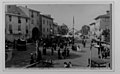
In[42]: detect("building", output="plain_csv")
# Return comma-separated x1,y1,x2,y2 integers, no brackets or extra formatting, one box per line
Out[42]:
40,14,53,38
95,11,111,30
89,22,96,36
5,5,30,42
53,22,59,35
19,6,41,40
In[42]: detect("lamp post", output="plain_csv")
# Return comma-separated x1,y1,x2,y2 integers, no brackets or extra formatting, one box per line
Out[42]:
73,16,75,45
90,41,92,68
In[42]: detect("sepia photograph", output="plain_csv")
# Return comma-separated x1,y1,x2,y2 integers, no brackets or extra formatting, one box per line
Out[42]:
4,2,112,70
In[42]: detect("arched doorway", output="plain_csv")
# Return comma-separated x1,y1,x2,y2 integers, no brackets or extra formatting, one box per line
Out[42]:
32,27,40,41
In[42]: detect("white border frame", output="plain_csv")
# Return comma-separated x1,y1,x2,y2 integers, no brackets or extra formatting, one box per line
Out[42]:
2,0,115,72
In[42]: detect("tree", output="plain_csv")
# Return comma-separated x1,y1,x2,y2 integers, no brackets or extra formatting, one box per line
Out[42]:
81,25,90,35
102,29,110,42
58,23,69,35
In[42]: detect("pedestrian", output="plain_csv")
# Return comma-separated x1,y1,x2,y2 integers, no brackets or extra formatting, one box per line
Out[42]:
43,47,46,55
13,39,16,49
58,48,61,59
67,48,70,57
51,48,54,55
64,48,67,57
36,49,42,62
62,51,65,59
83,39,86,48
30,53,34,64
87,58,90,67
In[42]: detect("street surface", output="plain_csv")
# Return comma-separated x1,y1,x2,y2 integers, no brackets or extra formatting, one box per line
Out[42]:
5,39,103,68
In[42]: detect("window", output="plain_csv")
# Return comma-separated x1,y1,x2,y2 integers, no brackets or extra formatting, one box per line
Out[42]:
49,22,51,27
18,12,20,15
18,17,21,23
31,19,34,24
43,28,45,32
47,28,49,32
8,5,11,8
43,19,45,24
9,15,12,21
26,26,28,34
9,24,12,34
26,19,28,23
18,25,21,31
31,12,34,18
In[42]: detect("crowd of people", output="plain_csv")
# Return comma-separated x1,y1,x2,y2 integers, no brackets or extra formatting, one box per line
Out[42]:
29,37,73,67
5,34,110,68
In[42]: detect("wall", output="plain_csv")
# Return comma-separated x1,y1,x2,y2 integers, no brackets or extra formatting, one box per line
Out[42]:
29,10,40,38
41,16,53,38
5,14,29,41
100,17,110,30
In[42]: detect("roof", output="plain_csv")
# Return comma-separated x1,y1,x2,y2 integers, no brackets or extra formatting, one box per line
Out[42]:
29,8,40,13
6,12,30,19
53,22,58,26
7,5,29,18
89,22,95,26
95,14,110,20
41,14,53,20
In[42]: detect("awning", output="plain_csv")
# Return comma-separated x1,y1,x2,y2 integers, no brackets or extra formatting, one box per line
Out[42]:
91,58,110,64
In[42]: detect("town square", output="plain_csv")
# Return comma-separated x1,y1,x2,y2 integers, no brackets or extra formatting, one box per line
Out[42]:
5,4,112,69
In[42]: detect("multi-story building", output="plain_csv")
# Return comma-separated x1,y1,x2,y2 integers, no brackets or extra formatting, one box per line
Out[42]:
40,14,53,38
95,11,111,30
19,6,40,40
5,5,55,41
5,5,30,42
53,22,58,35
89,22,96,35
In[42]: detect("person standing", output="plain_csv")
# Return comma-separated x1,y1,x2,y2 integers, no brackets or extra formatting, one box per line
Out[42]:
51,48,54,55
58,48,61,59
67,48,70,57
36,48,42,62
30,53,34,64
62,51,65,59
83,39,86,48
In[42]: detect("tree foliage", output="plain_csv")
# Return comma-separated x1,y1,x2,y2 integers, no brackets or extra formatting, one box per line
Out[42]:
81,25,90,35
58,23,69,35
102,29,110,42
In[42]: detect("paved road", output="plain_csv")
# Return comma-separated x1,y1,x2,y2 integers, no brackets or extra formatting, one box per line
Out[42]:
37,40,99,68
52,42,94,68
6,39,100,68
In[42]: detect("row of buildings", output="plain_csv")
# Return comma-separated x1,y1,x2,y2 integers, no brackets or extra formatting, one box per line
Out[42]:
5,5,59,42
89,9,112,39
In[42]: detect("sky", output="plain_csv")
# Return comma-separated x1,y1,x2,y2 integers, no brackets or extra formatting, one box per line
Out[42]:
17,4,110,30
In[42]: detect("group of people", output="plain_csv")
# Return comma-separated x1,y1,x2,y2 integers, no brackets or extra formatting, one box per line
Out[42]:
30,37,71,64
30,40,42,64
30,51,42,64
64,61,72,68
90,39,110,59
58,47,70,59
